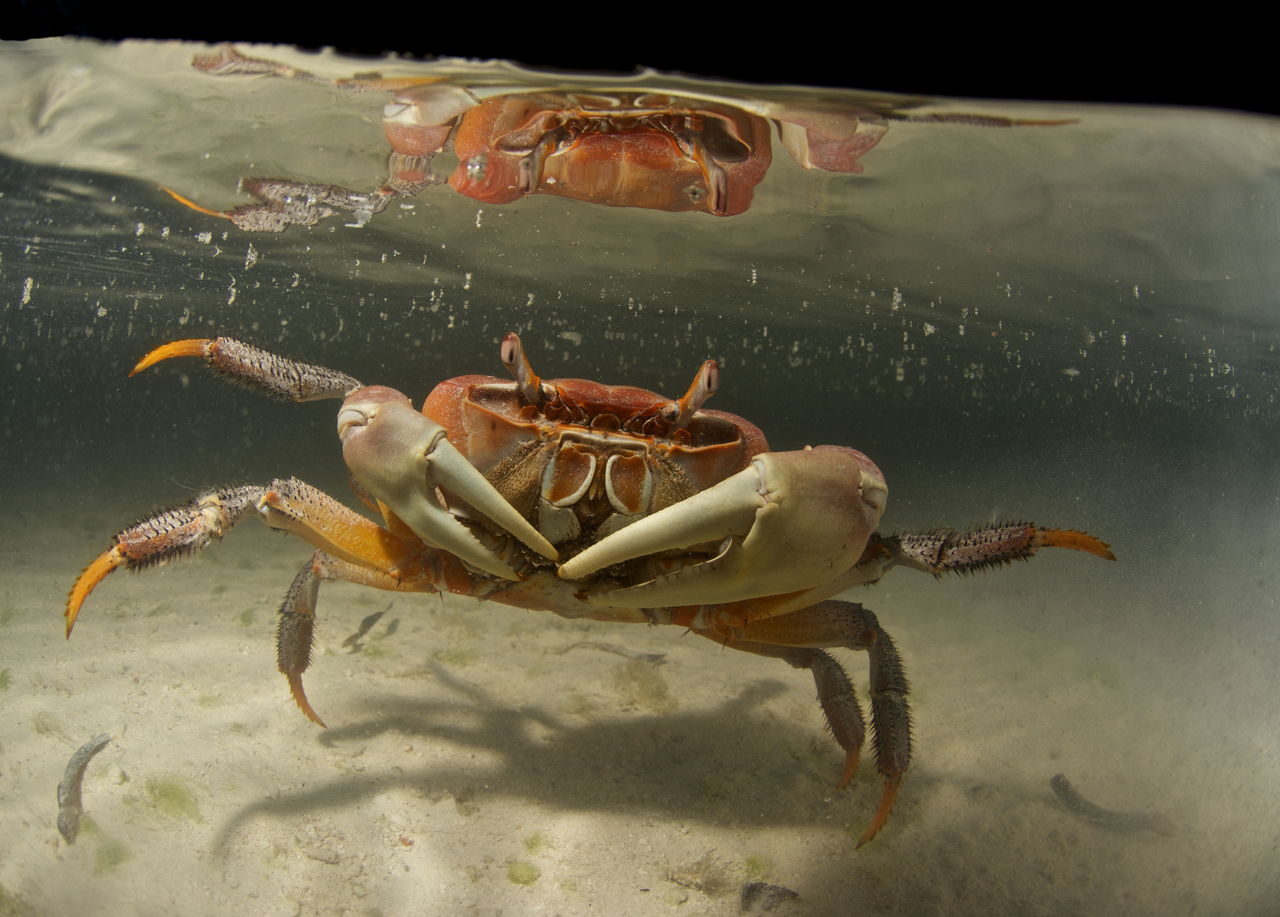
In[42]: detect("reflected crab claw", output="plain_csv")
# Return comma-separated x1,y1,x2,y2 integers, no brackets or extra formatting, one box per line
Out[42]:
339,387,558,579
559,446,887,606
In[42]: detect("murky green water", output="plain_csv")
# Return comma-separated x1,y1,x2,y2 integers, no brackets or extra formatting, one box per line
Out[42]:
1,39,1277,917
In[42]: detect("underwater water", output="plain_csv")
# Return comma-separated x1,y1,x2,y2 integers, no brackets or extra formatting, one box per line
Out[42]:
0,38,1277,916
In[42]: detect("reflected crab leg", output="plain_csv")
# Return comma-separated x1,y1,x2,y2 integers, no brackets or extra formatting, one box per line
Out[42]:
191,44,448,92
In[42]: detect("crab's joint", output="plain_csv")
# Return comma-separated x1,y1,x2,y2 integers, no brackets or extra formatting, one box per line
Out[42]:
131,336,361,402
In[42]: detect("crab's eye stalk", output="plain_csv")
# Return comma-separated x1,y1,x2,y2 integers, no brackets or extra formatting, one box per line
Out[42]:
500,331,544,407
670,359,719,429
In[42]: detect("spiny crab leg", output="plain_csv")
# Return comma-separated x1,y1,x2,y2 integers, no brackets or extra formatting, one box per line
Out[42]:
887,523,1116,573
66,478,450,727
66,486,264,637
704,599,911,848
131,337,360,401
338,388,559,578
560,445,887,607
65,478,428,637
166,172,421,233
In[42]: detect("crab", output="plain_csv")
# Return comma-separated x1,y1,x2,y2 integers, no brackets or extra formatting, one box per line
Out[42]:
66,332,1114,846
161,46,1072,229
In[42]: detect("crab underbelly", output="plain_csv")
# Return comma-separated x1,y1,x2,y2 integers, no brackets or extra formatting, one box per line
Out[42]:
486,569,654,623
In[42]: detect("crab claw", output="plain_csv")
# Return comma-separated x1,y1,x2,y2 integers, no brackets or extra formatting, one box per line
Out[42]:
559,446,887,606
339,386,557,579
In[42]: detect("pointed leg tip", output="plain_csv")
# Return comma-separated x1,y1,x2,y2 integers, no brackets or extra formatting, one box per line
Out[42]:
854,775,902,849
287,673,328,728
65,548,124,636
130,339,213,377
160,187,232,221
836,751,860,790
1036,528,1116,561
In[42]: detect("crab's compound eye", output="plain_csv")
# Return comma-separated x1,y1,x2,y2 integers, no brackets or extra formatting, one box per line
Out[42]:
464,154,487,183
500,332,520,368
702,360,720,397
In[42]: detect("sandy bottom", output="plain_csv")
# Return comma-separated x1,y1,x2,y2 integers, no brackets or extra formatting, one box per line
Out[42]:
2,490,1277,917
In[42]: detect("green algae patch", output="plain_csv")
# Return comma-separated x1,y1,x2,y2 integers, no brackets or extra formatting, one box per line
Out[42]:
144,776,203,822
0,882,38,917
432,647,478,667
506,860,541,886
93,834,133,876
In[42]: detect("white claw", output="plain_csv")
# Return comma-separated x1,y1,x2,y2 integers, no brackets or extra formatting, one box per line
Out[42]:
558,463,763,582
341,394,557,579
559,447,886,607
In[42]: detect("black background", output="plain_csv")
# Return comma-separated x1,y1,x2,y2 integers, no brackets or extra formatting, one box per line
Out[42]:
7,2,1270,114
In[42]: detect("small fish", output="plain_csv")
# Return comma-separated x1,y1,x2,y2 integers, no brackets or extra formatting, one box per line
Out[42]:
342,607,388,650
1050,773,1175,836
57,733,112,843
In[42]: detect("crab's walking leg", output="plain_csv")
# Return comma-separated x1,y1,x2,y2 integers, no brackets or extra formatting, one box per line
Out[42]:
66,485,263,636
191,44,447,92
277,558,324,725
277,551,441,726
131,337,360,401
275,551,433,727
66,477,487,724
702,599,911,848
65,478,401,635
886,522,1115,574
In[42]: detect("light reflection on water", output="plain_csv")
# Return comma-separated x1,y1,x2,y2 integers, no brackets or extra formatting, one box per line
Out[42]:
0,39,1277,917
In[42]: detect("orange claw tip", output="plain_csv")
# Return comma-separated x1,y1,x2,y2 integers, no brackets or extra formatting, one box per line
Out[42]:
65,549,124,637
160,186,232,220
855,775,901,849
836,750,861,791
129,339,213,377
1036,529,1117,561
287,673,328,728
